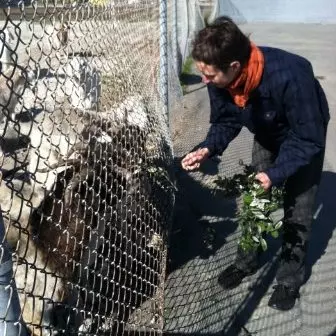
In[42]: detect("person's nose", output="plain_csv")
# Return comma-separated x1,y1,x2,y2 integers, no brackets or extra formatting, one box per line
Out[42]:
202,75,211,84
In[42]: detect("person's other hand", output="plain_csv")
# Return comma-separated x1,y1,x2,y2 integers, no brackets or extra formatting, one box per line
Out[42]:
181,148,210,171
255,172,272,191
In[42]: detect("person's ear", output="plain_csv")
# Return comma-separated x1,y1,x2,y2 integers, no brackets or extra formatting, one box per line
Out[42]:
230,61,241,74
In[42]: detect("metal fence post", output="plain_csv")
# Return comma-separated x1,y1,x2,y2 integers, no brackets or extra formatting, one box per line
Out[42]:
159,0,169,121
171,0,179,75
0,28,12,72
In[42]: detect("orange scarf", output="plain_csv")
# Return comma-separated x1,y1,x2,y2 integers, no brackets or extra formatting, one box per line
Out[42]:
227,43,264,108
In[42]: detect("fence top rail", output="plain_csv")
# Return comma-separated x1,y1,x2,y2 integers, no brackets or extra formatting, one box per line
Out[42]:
0,3,148,21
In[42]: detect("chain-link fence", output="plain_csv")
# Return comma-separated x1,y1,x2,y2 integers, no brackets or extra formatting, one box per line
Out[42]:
0,1,177,335
3,1,334,336
168,0,205,77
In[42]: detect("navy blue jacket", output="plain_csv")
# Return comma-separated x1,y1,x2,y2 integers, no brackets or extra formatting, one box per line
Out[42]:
203,46,330,186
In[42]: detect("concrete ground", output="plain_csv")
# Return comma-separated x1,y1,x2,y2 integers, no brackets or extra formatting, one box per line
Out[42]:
165,23,336,336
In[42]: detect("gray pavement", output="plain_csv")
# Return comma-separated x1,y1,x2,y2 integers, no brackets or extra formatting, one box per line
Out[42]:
166,23,336,336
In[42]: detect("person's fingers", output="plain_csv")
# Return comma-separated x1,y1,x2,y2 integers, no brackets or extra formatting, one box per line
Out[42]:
182,154,193,165
182,157,196,168
194,153,205,161
191,162,200,169
255,172,265,181
183,152,196,162
255,176,263,185
182,152,200,165
255,172,271,191
182,148,209,171
185,163,200,171
182,158,201,171
193,150,208,162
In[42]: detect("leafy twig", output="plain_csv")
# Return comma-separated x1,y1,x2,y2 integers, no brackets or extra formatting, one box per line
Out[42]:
212,161,254,197
238,173,283,251
213,162,283,252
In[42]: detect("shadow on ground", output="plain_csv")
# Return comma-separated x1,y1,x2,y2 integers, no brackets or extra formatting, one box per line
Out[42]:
165,160,336,335
167,156,238,274
305,171,336,282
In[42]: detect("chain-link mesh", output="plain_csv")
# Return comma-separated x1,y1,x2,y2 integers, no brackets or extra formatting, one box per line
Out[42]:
0,1,175,335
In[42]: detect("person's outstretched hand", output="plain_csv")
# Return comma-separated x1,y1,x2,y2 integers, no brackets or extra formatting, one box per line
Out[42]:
181,148,210,171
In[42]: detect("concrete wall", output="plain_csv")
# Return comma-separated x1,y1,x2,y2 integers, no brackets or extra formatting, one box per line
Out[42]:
219,0,336,23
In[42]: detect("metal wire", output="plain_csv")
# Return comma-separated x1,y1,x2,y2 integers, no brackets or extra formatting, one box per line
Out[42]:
0,1,175,335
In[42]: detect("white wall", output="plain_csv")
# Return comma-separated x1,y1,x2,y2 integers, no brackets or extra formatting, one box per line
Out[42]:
219,0,336,23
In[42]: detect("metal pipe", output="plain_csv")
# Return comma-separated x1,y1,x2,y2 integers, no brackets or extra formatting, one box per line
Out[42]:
172,0,179,75
0,29,11,72
159,0,169,121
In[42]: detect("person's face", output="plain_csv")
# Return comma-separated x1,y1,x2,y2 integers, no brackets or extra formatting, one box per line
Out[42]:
196,61,241,88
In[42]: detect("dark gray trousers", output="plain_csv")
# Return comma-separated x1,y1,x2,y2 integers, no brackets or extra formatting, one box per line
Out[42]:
235,139,324,289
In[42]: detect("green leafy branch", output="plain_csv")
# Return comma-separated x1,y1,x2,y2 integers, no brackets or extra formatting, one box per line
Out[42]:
213,162,283,252
238,174,283,252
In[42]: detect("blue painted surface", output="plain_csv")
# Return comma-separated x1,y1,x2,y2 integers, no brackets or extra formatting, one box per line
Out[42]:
219,0,336,23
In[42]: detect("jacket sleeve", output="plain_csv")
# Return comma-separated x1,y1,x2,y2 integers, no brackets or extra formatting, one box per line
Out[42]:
265,69,328,186
201,84,243,156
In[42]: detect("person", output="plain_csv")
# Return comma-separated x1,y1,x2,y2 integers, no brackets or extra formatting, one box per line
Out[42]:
181,16,329,311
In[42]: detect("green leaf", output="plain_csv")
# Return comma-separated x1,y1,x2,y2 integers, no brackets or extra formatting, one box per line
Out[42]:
252,236,260,243
256,189,266,197
274,221,283,230
271,230,279,238
251,210,267,220
243,194,253,205
267,204,279,212
257,222,267,234
261,238,267,251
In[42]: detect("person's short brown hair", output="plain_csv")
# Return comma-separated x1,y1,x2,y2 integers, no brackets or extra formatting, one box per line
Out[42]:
192,16,251,71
